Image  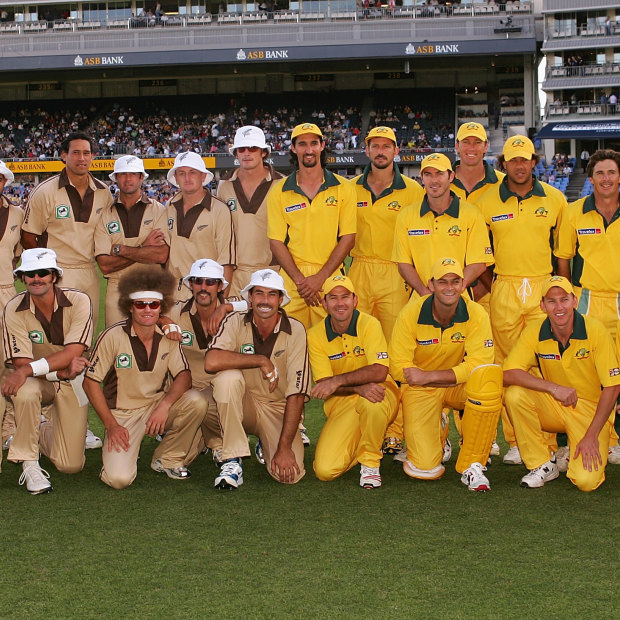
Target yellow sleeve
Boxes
[452,304,495,384]
[554,202,577,260]
[464,204,494,267]
[359,315,390,369]
[267,179,288,242]
[392,206,413,264]
[388,305,417,383]
[503,322,540,373]
[337,178,357,237]
[307,325,334,382]
[592,320,620,388]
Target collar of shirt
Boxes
[538,310,587,355]
[499,176,546,203]
[243,309,292,336]
[324,308,361,342]
[417,294,469,329]
[420,191,460,218]
[357,163,407,198]
[16,285,72,314]
[282,168,341,196]
[58,167,106,192]
[582,193,620,225]
[452,160,500,194]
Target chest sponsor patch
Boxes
[240,343,255,354]
[115,353,132,368]
[357,201,369,208]
[285,202,307,213]
[181,331,194,346]
[417,338,439,345]
[491,213,514,222]
[55,205,70,219]
[408,229,431,236]
[227,198,237,212]
[28,330,44,344]
[107,220,121,235]
[328,352,345,360]
[577,228,602,235]
[537,353,561,361]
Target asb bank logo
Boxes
[115,353,132,368]
[74,54,124,66]
[237,48,289,61]
[55,205,70,219]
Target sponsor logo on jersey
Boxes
[408,229,431,236]
[447,225,461,237]
[107,220,121,234]
[55,204,70,219]
[357,201,369,208]
[577,228,602,235]
[609,367,620,377]
[227,198,237,212]
[115,353,132,368]
[240,343,255,354]
[181,331,194,346]
[353,345,365,357]
[491,213,514,222]
[534,206,548,217]
[376,351,388,360]
[537,353,561,361]
[328,352,345,360]
[417,338,439,345]
[484,339,493,347]
[28,331,44,344]
[285,202,307,213]
[575,348,590,360]
[168,218,174,230]
[451,332,465,343]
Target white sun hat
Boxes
[240,269,290,307]
[167,151,214,187]
[109,155,149,182]
[228,126,271,155]
[14,248,64,277]
[182,258,229,290]
[0,160,14,184]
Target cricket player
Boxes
[217,126,284,297]
[95,155,169,326]
[503,276,620,491]
[1,249,93,494]
[268,122,356,329]
[204,269,311,489]
[555,149,620,464]
[476,135,567,465]
[83,266,207,489]
[389,257,503,491]
[309,275,399,489]
[166,151,235,301]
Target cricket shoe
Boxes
[555,446,570,473]
[382,436,403,455]
[461,462,490,492]
[443,438,452,463]
[2,435,13,451]
[19,461,52,495]
[212,448,224,467]
[254,440,265,465]
[359,465,381,489]
[490,441,500,456]
[215,458,243,490]
[393,446,407,463]
[403,458,445,480]
[151,458,191,480]
[503,445,523,465]
[85,428,103,449]
[520,458,559,488]
[300,429,311,446]
[608,444,620,465]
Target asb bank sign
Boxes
[236,49,290,61]
[74,55,125,66]
[405,43,460,55]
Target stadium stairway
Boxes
[565,170,586,202]
[360,95,374,136]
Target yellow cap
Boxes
[420,153,453,173]
[365,126,397,145]
[323,274,356,296]
[430,257,464,281]
[541,275,574,298]
[502,135,535,161]
[291,123,323,140]
[456,122,488,142]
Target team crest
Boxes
[55,205,70,219]
[181,331,194,346]
[325,196,338,206]
[28,331,44,344]
[107,220,121,234]
[115,353,132,368]
[240,343,255,354]
[534,207,548,218]
[447,225,461,237]
[451,332,465,343]
[575,348,590,360]
[353,345,365,357]
[227,198,237,212]
[387,201,401,211]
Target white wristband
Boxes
[45,371,60,382]
[30,358,50,377]
[231,300,248,312]
[162,323,182,335]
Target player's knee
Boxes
[570,470,604,493]
[55,459,84,475]
[313,458,339,482]
[212,369,244,400]
[101,469,136,490]
[503,385,521,413]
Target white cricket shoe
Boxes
[19,461,52,494]
[151,458,191,480]
[2,435,13,451]
[503,445,523,465]
[461,462,491,492]
[215,459,243,490]
[555,446,570,473]
[442,438,452,463]
[608,444,620,465]
[300,429,311,446]
[359,465,381,489]
[520,458,559,488]
[403,458,445,480]
[85,428,103,449]
[490,441,500,456]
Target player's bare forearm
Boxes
[463,263,486,288]
[404,366,457,387]
[398,262,430,296]
[477,266,494,291]
[205,349,270,374]
[83,377,117,430]
[222,265,234,297]
[20,230,41,249]
[270,239,304,282]
[96,254,133,275]
[278,394,305,449]
[556,257,571,280]
[584,386,620,441]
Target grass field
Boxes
[2,279,618,619]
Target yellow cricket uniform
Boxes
[217,164,284,297]
[349,164,424,340]
[94,193,169,326]
[389,294,498,473]
[555,194,620,338]
[267,170,357,328]
[308,309,399,479]
[504,311,620,491]
[392,192,493,293]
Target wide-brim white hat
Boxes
[240,269,290,307]
[0,160,14,184]
[14,248,63,277]
[109,155,149,182]
[167,151,214,187]
[182,258,229,289]
[228,126,271,155]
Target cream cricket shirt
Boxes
[0,195,24,287]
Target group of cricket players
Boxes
[0,118,618,496]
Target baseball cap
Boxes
[420,153,453,173]
[502,135,535,161]
[240,269,291,307]
[14,248,64,278]
[291,123,323,140]
[0,160,15,184]
[323,274,356,296]
[365,126,397,145]
[456,122,488,142]
[109,155,149,182]
[229,126,271,155]
[182,258,228,290]
[430,257,464,281]
[167,151,214,187]
[541,275,574,298]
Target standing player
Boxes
[95,156,169,326]
[1,249,93,494]
[504,276,620,491]
[20,132,113,329]
[309,275,399,489]
[476,135,567,465]
[389,258,503,491]
[268,122,356,329]
[555,149,620,464]
[166,151,235,301]
[217,126,284,297]
[204,269,311,489]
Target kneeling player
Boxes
[389,257,502,491]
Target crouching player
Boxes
[83,266,207,489]
[503,276,620,491]
[389,257,502,491]
[309,275,399,488]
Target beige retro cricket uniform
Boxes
[217,164,284,297]
[94,193,169,326]
[21,169,113,328]
[3,287,93,473]
[86,319,207,489]
[166,192,235,301]
[208,309,311,482]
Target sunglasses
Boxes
[132,300,161,310]
[191,277,220,286]
[236,146,260,153]
[24,269,52,278]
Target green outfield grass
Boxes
[2,277,617,619]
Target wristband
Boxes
[29,358,50,377]
[231,300,248,312]
[162,323,182,335]
[266,367,279,383]
[45,371,59,382]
